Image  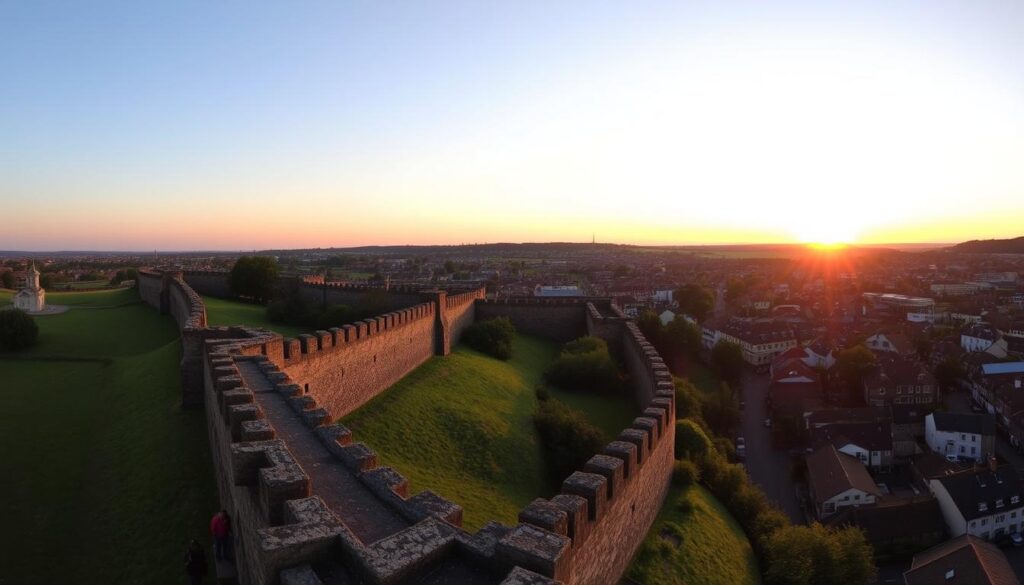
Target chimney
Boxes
[989,455,999,473]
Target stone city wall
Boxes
[276,303,439,419]
[475,299,590,342]
[138,275,675,585]
[200,333,560,585]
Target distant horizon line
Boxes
[0,241,963,255]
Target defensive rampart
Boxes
[137,274,675,585]
[277,302,439,418]
[138,269,209,406]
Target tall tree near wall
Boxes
[229,256,280,303]
[675,284,714,322]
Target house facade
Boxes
[930,465,1024,541]
[925,413,996,463]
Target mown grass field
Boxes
[202,294,309,338]
[341,334,637,531]
[0,288,218,584]
[627,484,760,585]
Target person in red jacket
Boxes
[210,510,231,561]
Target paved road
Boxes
[738,369,804,523]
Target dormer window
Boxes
[1012,495,1021,505]
[997,499,1005,508]
[979,502,989,512]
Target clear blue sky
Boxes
[2,1,1023,250]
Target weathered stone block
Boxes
[561,472,608,522]
[602,441,638,479]
[500,566,560,585]
[496,524,571,581]
[632,416,659,444]
[519,499,568,536]
[619,428,650,464]
[241,419,275,441]
[408,490,462,526]
[583,455,624,499]
[550,494,589,544]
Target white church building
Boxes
[13,263,46,313]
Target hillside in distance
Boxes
[951,236,1024,254]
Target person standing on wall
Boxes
[210,509,232,561]
[184,540,208,585]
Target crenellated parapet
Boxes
[279,302,436,367]
[139,271,673,585]
[201,338,562,585]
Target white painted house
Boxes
[930,465,1024,541]
[925,412,996,463]
[13,263,45,313]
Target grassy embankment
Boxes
[0,287,218,584]
[342,334,637,531]
[627,484,760,585]
[201,294,308,338]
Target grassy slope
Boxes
[341,335,637,531]
[0,289,217,584]
[627,484,760,585]
[202,294,309,338]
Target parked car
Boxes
[736,437,746,459]
[1012,532,1024,547]
[971,403,985,413]
[764,418,772,428]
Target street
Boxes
[738,369,805,523]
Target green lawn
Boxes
[627,484,760,585]
[0,290,218,584]
[340,335,637,531]
[202,294,309,338]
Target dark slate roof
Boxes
[935,466,1024,522]
[807,445,881,503]
[891,404,928,425]
[810,421,893,452]
[905,534,1020,585]
[932,412,996,436]
[827,496,944,545]
[805,407,890,427]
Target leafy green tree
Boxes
[701,381,740,437]
[673,377,703,420]
[662,316,701,357]
[675,418,713,459]
[545,336,621,393]
[463,317,516,360]
[229,256,280,302]
[0,309,39,351]
[934,356,966,391]
[675,284,714,322]
[636,309,663,347]
[534,395,604,486]
[1,271,14,289]
[764,524,875,585]
[711,340,744,385]
[835,345,876,393]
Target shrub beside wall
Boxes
[0,309,39,351]
[545,336,621,393]
[462,317,516,360]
